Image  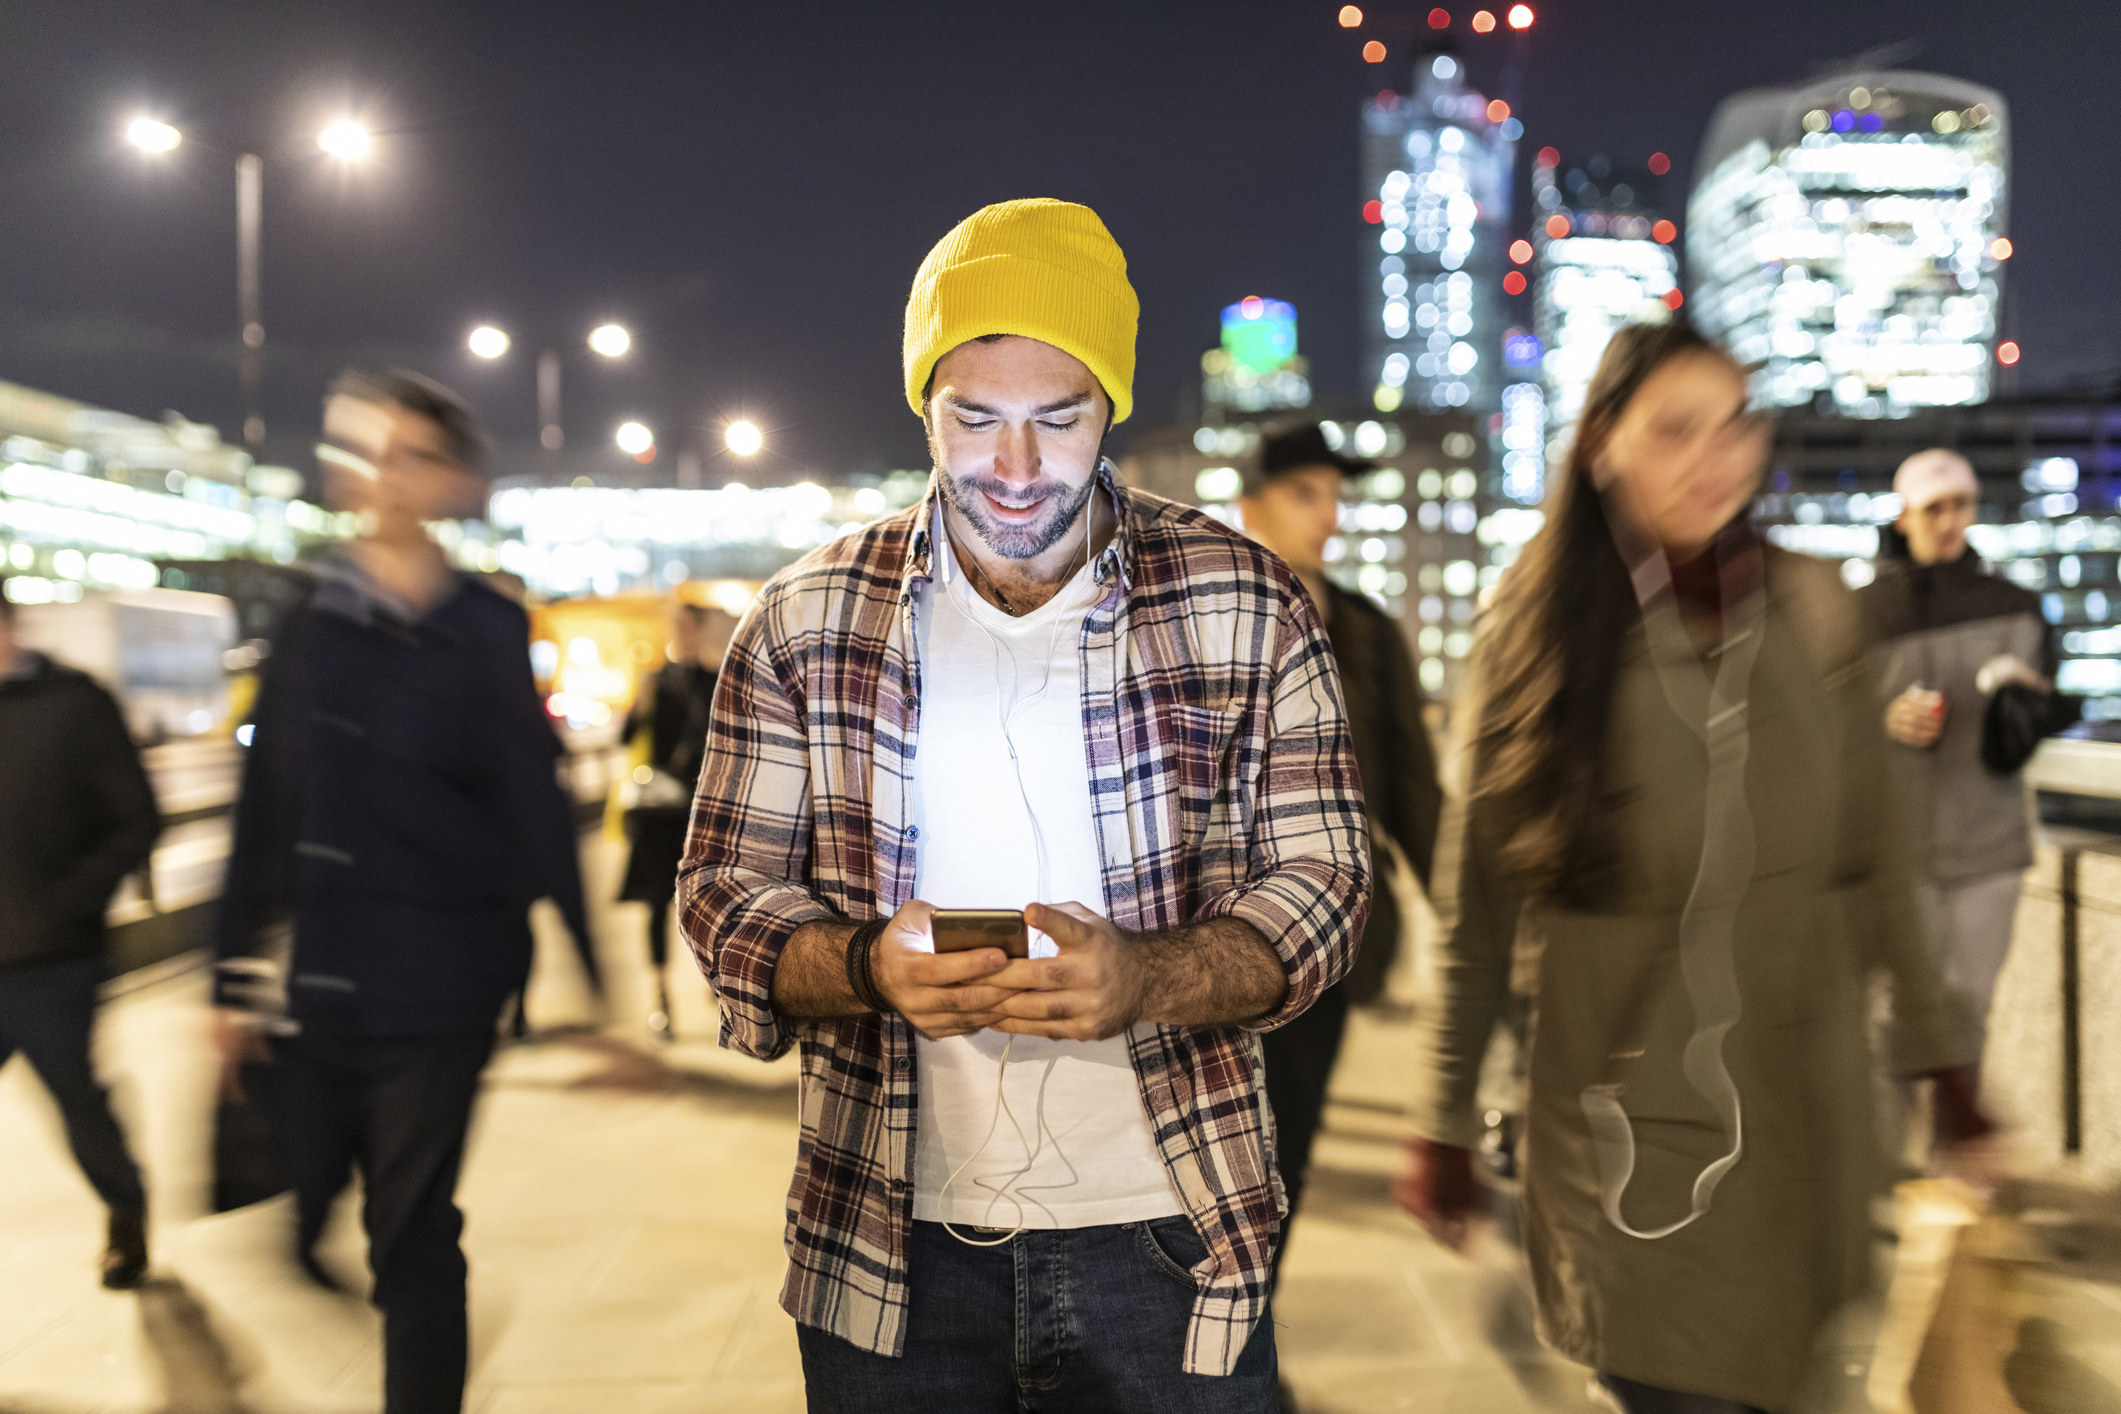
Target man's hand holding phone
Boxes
[869,900,1027,1040]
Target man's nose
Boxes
[992,421,1042,484]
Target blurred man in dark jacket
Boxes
[214,370,591,1414]
[1239,423,1442,1269]
[0,579,160,1288]
[1865,448,2079,1052]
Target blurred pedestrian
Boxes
[213,370,594,1414]
[1396,323,1987,1414]
[0,577,160,1288]
[683,199,1370,1412]
[1865,448,2078,1049]
[1237,422,1441,1273]
[619,600,722,1038]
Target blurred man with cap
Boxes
[1864,447,2077,1050]
[1237,423,1440,1276]
[683,200,1370,1410]
[214,369,593,1414]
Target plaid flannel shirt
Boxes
[678,472,1370,1376]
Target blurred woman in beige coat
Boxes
[1396,322,1988,1414]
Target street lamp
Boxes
[725,420,763,457]
[531,324,632,450]
[317,122,371,161]
[125,113,371,450]
[467,325,510,359]
[615,421,654,456]
[126,118,181,154]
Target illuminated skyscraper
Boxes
[1520,152,1680,499]
[1201,297,1312,420]
[1689,70,2009,416]
[1360,46,1517,416]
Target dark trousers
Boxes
[1259,982,1351,1286]
[643,891,673,970]
[797,1218,1278,1413]
[279,1029,493,1414]
[0,956,146,1213]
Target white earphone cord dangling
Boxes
[933,480,1097,1246]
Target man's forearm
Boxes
[1134,916,1286,1028]
[771,919,867,1018]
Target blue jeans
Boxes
[797,1217,1278,1413]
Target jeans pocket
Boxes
[1133,1216,1204,1287]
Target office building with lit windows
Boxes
[1518,153,1680,498]
[1688,69,2009,417]
[1360,45,1517,416]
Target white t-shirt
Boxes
[908,528,1182,1229]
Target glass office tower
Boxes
[1689,69,2009,416]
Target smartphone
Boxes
[930,909,1030,959]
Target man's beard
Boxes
[937,467,1097,561]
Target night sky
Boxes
[2,0,2110,484]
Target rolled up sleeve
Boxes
[1198,593,1372,1033]
[677,596,835,1061]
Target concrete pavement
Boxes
[15,840,2117,1411]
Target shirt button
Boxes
[906,827,919,842]
[894,1056,911,1072]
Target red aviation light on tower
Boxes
[1651,219,1677,244]
[1545,214,1571,238]
[1338,4,1363,26]
[1998,340,2021,365]
[1507,4,1534,27]
[1647,151,1672,175]
[1428,8,1451,28]
[1362,39,1386,61]
[1536,146,1560,169]
[1363,199,1384,224]
[1487,98,1511,122]
[1662,289,1685,311]
[1503,271,1528,296]
[1471,9,1497,31]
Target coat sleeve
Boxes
[1406,669,1523,1150]
[1197,586,1374,1034]
[488,605,594,963]
[47,680,161,928]
[1376,612,1444,890]
[214,608,309,1003]
[676,591,837,1061]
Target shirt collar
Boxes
[902,461,1134,595]
[313,551,456,629]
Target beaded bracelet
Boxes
[844,919,891,1014]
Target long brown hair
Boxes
[1470,319,1738,905]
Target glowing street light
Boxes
[1507,3,1535,27]
[318,121,371,161]
[588,323,631,358]
[127,118,182,153]
[468,325,510,359]
[615,421,654,456]
[725,420,763,456]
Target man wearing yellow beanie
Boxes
[682,199,1370,1411]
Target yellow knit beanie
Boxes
[903,199,1139,425]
